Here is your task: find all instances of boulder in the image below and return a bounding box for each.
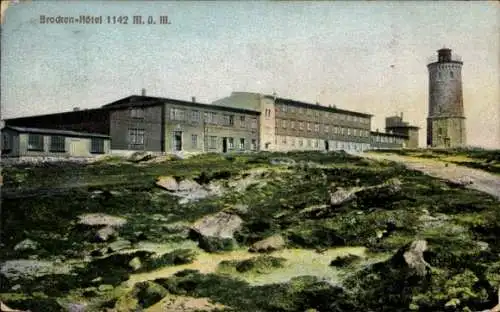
[249,234,286,253]
[156,176,178,191]
[95,226,117,242]
[394,239,431,277]
[269,158,296,166]
[114,281,168,311]
[0,301,30,312]
[14,239,39,252]
[77,213,127,227]
[447,176,474,188]
[129,257,142,271]
[330,188,358,206]
[107,240,132,253]
[177,179,202,192]
[190,212,243,252]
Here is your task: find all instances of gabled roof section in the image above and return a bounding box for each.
[3,126,110,139]
[266,96,373,118]
[102,95,260,115]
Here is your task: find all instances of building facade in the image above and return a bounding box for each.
[212,92,373,152]
[1,126,110,159]
[102,95,260,154]
[427,48,466,148]
[370,130,408,149]
[385,113,420,148]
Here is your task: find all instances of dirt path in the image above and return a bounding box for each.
[360,152,500,201]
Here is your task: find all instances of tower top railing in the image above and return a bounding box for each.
[427,54,463,64]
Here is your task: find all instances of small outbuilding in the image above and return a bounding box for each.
[1,126,110,159]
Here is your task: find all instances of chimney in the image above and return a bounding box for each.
[192,96,196,103]
[73,107,80,111]
[141,88,146,96]
[400,112,403,120]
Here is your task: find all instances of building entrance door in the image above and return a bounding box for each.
[324,140,329,151]
[222,137,227,153]
[173,131,182,151]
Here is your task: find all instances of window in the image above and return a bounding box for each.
[299,122,304,130]
[240,116,246,127]
[282,105,287,112]
[50,136,65,152]
[191,134,198,148]
[251,139,257,150]
[291,121,295,129]
[450,71,454,78]
[209,112,218,124]
[314,140,319,148]
[282,136,287,144]
[353,129,358,136]
[130,108,145,119]
[307,123,312,131]
[307,139,312,147]
[314,123,319,132]
[91,138,105,154]
[265,109,272,118]
[251,118,257,129]
[28,134,44,151]
[282,120,287,128]
[291,138,295,146]
[239,138,245,149]
[299,139,303,146]
[191,110,200,122]
[170,108,186,121]
[222,114,234,126]
[128,128,145,145]
[325,125,329,133]
[335,126,339,134]
[209,136,217,149]
[228,137,234,149]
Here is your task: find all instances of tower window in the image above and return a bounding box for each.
[450,71,454,78]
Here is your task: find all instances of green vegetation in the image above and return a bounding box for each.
[1,151,500,311]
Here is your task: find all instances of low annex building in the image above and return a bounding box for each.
[1,126,110,160]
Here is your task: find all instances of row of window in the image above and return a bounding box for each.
[170,108,257,128]
[207,136,257,150]
[373,135,404,144]
[277,119,370,137]
[273,105,370,124]
[274,135,370,151]
[27,134,105,153]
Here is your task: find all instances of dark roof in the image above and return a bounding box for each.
[3,126,110,139]
[370,130,408,139]
[265,96,373,118]
[4,108,105,121]
[102,95,260,115]
[386,125,420,130]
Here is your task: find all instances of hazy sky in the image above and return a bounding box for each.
[1,1,499,148]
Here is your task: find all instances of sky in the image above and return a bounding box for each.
[1,1,499,148]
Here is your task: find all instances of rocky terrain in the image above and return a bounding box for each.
[1,150,500,312]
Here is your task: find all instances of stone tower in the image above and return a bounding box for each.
[427,48,466,148]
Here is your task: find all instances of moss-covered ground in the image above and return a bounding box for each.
[1,151,500,311]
